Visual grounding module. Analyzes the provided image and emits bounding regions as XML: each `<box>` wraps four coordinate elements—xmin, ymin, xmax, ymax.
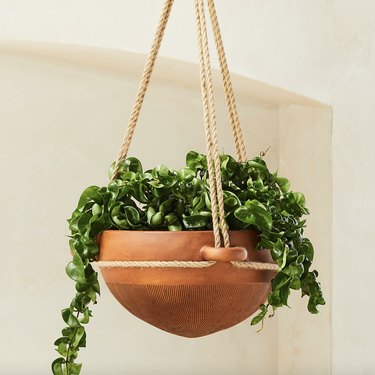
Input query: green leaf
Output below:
<box><xmin>125</xmin><ymin>157</ymin><xmax>143</xmax><ymax>173</ymax></box>
<box><xmin>124</xmin><ymin>206</ymin><xmax>141</xmax><ymax>228</ymax></box>
<box><xmin>301</xmin><ymin>238</ymin><xmax>314</xmax><ymax>261</ymax></box>
<box><xmin>283</xmin><ymin>263</ymin><xmax>304</xmax><ymax>277</ymax></box>
<box><xmin>147</xmin><ymin>206</ymin><xmax>156</xmax><ymax>223</ymax></box>
<box><xmin>308</xmin><ymin>297</ymin><xmax>320</xmax><ymax>314</ymax></box>
<box><xmin>109</xmin><ymin>203</ymin><xmax>128</xmax><ymax>229</ymax></box>
<box><xmin>279</xmin><ymin>284</ymin><xmax>290</xmax><ymax>306</ymax></box>
<box><xmin>276</xmin><ymin>177</ymin><xmax>290</xmax><ymax>193</ymax></box>
<box><xmin>153</xmin><ymin>164</ymin><xmax>169</xmax><ymax>177</ymax></box>
<box><xmin>76</xmin><ymin>213</ymin><xmax>91</xmax><ymax>235</ymax></box>
<box><xmin>52</xmin><ymin>358</ymin><xmax>66</xmax><ymax>375</ymax></box>
<box><xmin>251</xmin><ymin>304</ymin><xmax>268</xmax><ymax>325</ymax></box>
<box><xmin>279</xmin><ymin>245</ymin><xmax>288</xmax><ymax>269</ymax></box>
<box><xmin>223</xmin><ymin>191</ymin><xmax>241</xmax><ymax>211</ymax></box>
<box><xmin>296</xmin><ymin>254</ymin><xmax>305</xmax><ymax>264</ymax></box>
<box><xmin>234</xmin><ymin>200</ymin><xmax>272</xmax><ymax>231</ymax></box>
<box><xmin>220</xmin><ymin>154</ymin><xmax>237</xmax><ymax>178</ymax></box>
<box><xmin>57</xmin><ymin>342</ymin><xmax>68</xmax><ymax>356</ymax></box>
<box><xmin>247</xmin><ymin>160</ymin><xmax>268</xmax><ymax>173</ymax></box>
<box><xmin>186</xmin><ymin>151</ymin><xmax>206</xmax><ymax>171</ymax></box>
<box><xmin>61</xmin><ymin>327</ymin><xmax>74</xmax><ymax>339</ymax></box>
<box><xmin>66</xmin><ymin>348</ymin><xmax>78</xmax><ymax>362</ymax></box>
<box><xmin>290</xmin><ymin>277</ymin><xmax>301</xmax><ymax>290</ymax></box>
<box><xmin>133</xmin><ymin>182</ymin><xmax>150</xmax><ymax>203</ymax></box>
<box><xmin>67</xmin><ymin>362</ymin><xmax>82</xmax><ymax>375</ymax></box>
<box><xmin>293</xmin><ymin>192</ymin><xmax>306</xmax><ymax>206</ymax></box>
<box><xmin>159</xmin><ymin>199</ymin><xmax>174</xmax><ymax>215</ymax></box>
<box><xmin>177</xmin><ymin>168</ymin><xmax>195</xmax><ymax>182</ymax></box>
<box><xmin>87</xmin><ymin>287</ymin><xmax>97</xmax><ymax>303</ymax></box>
<box><xmin>182</xmin><ymin>215</ymin><xmax>208</xmax><ymax>229</ymax></box>
<box><xmin>271</xmin><ymin>272</ymin><xmax>291</xmax><ymax>291</ymax></box>
<box><xmin>77</xmin><ymin>186</ymin><xmax>102</xmax><ymax>210</ymax></box>
<box><xmin>78</xmin><ymin>309</ymin><xmax>90</xmax><ymax>324</ymax></box>
<box><xmin>165</xmin><ymin>213</ymin><xmax>182</xmax><ymax>231</ymax></box>
<box><xmin>62</xmin><ymin>309</ymin><xmax>82</xmax><ymax>328</ymax></box>
<box><xmin>150</xmin><ymin>211</ymin><xmax>163</xmax><ymax>226</ymax></box>
<box><xmin>91</xmin><ymin>203</ymin><xmax>102</xmax><ymax>216</ymax></box>
<box><xmin>75</xmin><ymin>283</ymin><xmax>88</xmax><ymax>293</ymax></box>
<box><xmin>81</xmin><ymin>236</ymin><xmax>99</xmax><ymax>258</ymax></box>
<box><xmin>72</xmin><ymin>327</ymin><xmax>86</xmax><ymax>347</ymax></box>
<box><xmin>92</xmin><ymin>280</ymin><xmax>100</xmax><ymax>294</ymax></box>
<box><xmin>54</xmin><ymin>337</ymin><xmax>70</xmax><ymax>346</ymax></box>
<box><xmin>148</xmin><ymin>180</ymin><xmax>164</xmax><ymax>188</ymax></box>
<box><xmin>268</xmin><ymin>290</ymin><xmax>282</xmax><ymax>306</ymax></box>
<box><xmin>203</xmin><ymin>192</ymin><xmax>211</xmax><ymax>210</ymax></box>
<box><xmin>66</xmin><ymin>253</ymin><xmax>86</xmax><ymax>283</ymax></box>
<box><xmin>270</xmin><ymin>239</ymin><xmax>284</xmax><ymax>260</ymax></box>
<box><xmin>192</xmin><ymin>195</ymin><xmax>205</xmax><ymax>213</ymax></box>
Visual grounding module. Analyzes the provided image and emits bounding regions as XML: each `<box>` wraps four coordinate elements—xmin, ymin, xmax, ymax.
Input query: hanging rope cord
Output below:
<box><xmin>101</xmin><ymin>0</ymin><xmax>278</xmax><ymax>271</ymax></box>
<box><xmin>111</xmin><ymin>0</ymin><xmax>174</xmax><ymax>179</ymax></box>
<box><xmin>195</xmin><ymin>0</ymin><xmax>229</xmax><ymax>248</ymax></box>
<box><xmin>207</xmin><ymin>0</ymin><xmax>247</xmax><ymax>163</ymax></box>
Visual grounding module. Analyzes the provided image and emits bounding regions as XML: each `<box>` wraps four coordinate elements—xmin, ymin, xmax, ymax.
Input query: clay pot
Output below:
<box><xmin>98</xmin><ymin>230</ymin><xmax>276</xmax><ymax>338</ymax></box>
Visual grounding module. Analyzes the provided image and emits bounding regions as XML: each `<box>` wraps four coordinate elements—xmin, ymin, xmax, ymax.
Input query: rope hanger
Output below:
<box><xmin>102</xmin><ymin>0</ymin><xmax>278</xmax><ymax>271</ymax></box>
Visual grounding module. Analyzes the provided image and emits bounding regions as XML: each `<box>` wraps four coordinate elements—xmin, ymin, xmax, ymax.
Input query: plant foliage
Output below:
<box><xmin>52</xmin><ymin>150</ymin><xmax>325</xmax><ymax>374</ymax></box>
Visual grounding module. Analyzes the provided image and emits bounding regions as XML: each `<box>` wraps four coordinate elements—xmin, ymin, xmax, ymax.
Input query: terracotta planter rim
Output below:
<box><xmin>101</xmin><ymin>229</ymin><xmax>259</xmax><ymax>234</ymax></box>
<box><xmin>98</xmin><ymin>229</ymin><xmax>273</xmax><ymax>263</ymax></box>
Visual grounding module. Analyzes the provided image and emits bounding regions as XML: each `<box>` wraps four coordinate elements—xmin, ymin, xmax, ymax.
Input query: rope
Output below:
<box><xmin>201</xmin><ymin>0</ymin><xmax>230</xmax><ymax>248</ymax></box>
<box><xmin>111</xmin><ymin>0</ymin><xmax>174</xmax><ymax>180</ymax></box>
<box><xmin>97</xmin><ymin>260</ymin><xmax>215</xmax><ymax>268</ymax></box>
<box><xmin>195</xmin><ymin>0</ymin><xmax>231</xmax><ymax>247</ymax></box>
<box><xmin>207</xmin><ymin>0</ymin><xmax>247</xmax><ymax>162</ymax></box>
<box><xmin>96</xmin><ymin>260</ymin><xmax>279</xmax><ymax>271</ymax></box>
<box><xmin>231</xmin><ymin>261</ymin><xmax>279</xmax><ymax>270</ymax></box>
<box><xmin>195</xmin><ymin>0</ymin><xmax>222</xmax><ymax>248</ymax></box>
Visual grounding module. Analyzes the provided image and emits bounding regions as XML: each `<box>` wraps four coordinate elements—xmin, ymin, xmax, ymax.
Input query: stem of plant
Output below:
<box><xmin>65</xmin><ymin>311</ymin><xmax>80</xmax><ymax>375</ymax></box>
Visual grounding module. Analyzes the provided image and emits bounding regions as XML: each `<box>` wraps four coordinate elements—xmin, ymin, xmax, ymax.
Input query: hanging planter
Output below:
<box><xmin>52</xmin><ymin>0</ymin><xmax>325</xmax><ymax>374</ymax></box>
<box><xmin>98</xmin><ymin>230</ymin><xmax>275</xmax><ymax>338</ymax></box>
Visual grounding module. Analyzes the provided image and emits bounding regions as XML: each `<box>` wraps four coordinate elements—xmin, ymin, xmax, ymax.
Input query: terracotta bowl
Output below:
<box><xmin>98</xmin><ymin>230</ymin><xmax>276</xmax><ymax>338</ymax></box>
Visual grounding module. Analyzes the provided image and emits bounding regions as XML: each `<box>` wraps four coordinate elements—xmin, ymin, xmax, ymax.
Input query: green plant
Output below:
<box><xmin>52</xmin><ymin>150</ymin><xmax>325</xmax><ymax>374</ymax></box>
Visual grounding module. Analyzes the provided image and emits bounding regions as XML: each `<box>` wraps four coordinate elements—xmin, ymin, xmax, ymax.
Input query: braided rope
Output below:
<box><xmin>207</xmin><ymin>0</ymin><xmax>247</xmax><ymax>162</ymax></box>
<box><xmin>196</xmin><ymin>0</ymin><xmax>230</xmax><ymax>248</ymax></box>
<box><xmin>231</xmin><ymin>261</ymin><xmax>279</xmax><ymax>270</ymax></box>
<box><xmin>97</xmin><ymin>260</ymin><xmax>215</xmax><ymax>268</ymax></box>
<box><xmin>111</xmin><ymin>0</ymin><xmax>174</xmax><ymax>180</ymax></box>
<box><xmin>96</xmin><ymin>260</ymin><xmax>279</xmax><ymax>271</ymax></box>
<box><xmin>195</xmin><ymin>0</ymin><xmax>222</xmax><ymax>248</ymax></box>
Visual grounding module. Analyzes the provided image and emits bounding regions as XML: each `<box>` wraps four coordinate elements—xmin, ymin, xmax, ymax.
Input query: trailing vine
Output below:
<box><xmin>52</xmin><ymin>150</ymin><xmax>325</xmax><ymax>374</ymax></box>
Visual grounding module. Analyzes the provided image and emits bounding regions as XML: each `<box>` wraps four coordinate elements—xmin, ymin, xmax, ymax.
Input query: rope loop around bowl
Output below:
<box><xmin>96</xmin><ymin>260</ymin><xmax>279</xmax><ymax>271</ymax></box>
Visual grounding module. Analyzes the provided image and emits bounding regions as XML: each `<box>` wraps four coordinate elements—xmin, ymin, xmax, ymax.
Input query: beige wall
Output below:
<box><xmin>0</xmin><ymin>47</ymin><xmax>332</xmax><ymax>374</ymax></box>
<box><xmin>278</xmin><ymin>105</ymin><xmax>332</xmax><ymax>375</ymax></box>
<box><xmin>0</xmin><ymin>50</ymin><xmax>282</xmax><ymax>374</ymax></box>
<box><xmin>0</xmin><ymin>0</ymin><xmax>374</xmax><ymax>374</ymax></box>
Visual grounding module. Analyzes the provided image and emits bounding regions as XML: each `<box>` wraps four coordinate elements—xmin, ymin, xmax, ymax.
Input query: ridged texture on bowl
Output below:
<box><xmin>99</xmin><ymin>230</ymin><xmax>276</xmax><ymax>337</ymax></box>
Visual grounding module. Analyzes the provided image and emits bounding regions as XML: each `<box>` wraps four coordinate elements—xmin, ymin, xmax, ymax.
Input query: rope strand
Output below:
<box><xmin>207</xmin><ymin>0</ymin><xmax>247</xmax><ymax>162</ymax></box>
<box><xmin>196</xmin><ymin>0</ymin><xmax>230</xmax><ymax>247</ymax></box>
<box><xmin>111</xmin><ymin>0</ymin><xmax>174</xmax><ymax>180</ymax></box>
<box><xmin>195</xmin><ymin>0</ymin><xmax>222</xmax><ymax>248</ymax></box>
<box><xmin>96</xmin><ymin>260</ymin><xmax>279</xmax><ymax>271</ymax></box>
